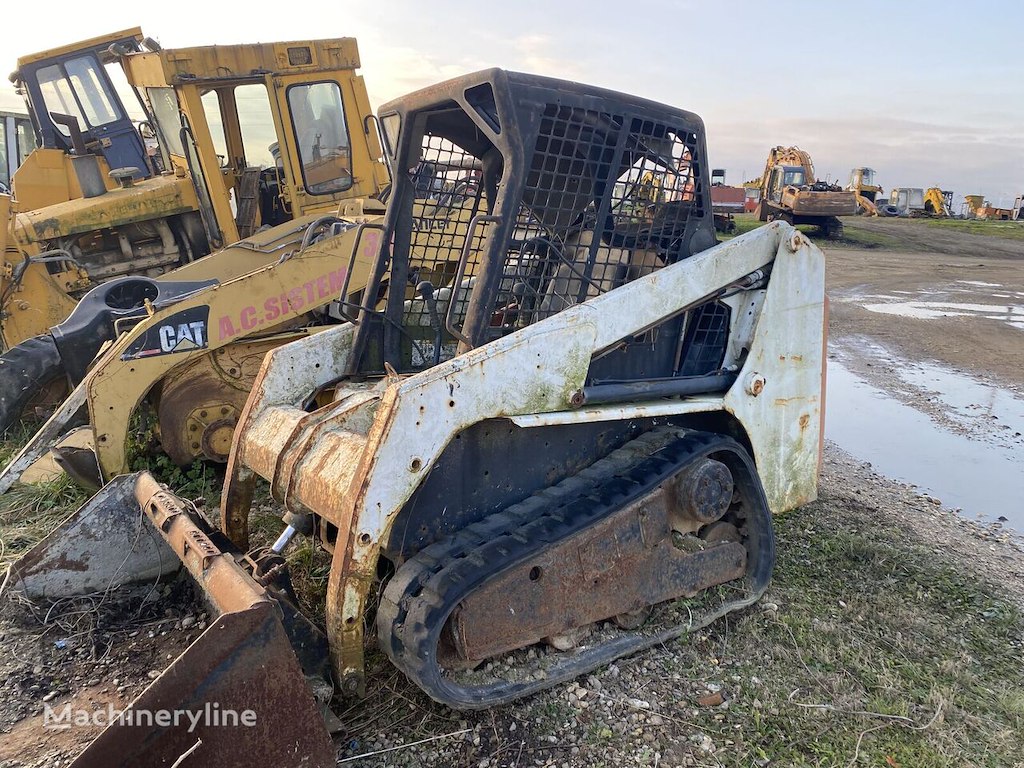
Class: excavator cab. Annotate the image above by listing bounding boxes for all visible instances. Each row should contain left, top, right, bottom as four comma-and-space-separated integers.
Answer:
13, 29, 152, 186
767, 165, 805, 203
0, 110, 36, 192
125, 37, 388, 247
9, 28, 168, 217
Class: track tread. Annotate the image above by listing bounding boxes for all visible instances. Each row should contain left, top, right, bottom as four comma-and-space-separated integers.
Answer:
378, 427, 774, 708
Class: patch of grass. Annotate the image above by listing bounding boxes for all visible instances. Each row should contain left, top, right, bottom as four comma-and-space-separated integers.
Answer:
720, 214, 904, 251
0, 475, 88, 571
724, 213, 764, 238
0, 426, 91, 571
922, 218, 1024, 241
666, 492, 1024, 767
832, 222, 904, 250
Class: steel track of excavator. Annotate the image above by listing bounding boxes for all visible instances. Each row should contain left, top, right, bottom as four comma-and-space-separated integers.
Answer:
378, 427, 775, 709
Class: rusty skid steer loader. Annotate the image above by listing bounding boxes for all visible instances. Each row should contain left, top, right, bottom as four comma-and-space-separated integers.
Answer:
9, 69, 826, 766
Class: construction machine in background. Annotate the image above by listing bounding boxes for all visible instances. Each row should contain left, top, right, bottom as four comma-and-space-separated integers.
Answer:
9, 69, 826, 766
4, 28, 196, 349
923, 187, 953, 217
0, 32, 389, 433
709, 168, 744, 233
960, 194, 1016, 220
1013, 194, 1023, 221
882, 187, 954, 218
884, 187, 925, 216
846, 167, 882, 215
755, 146, 857, 238
0, 109, 37, 193
974, 201, 1016, 220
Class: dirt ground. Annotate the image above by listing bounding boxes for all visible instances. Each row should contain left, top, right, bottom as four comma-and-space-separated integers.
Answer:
1, 216, 1023, 767
827, 217, 1024, 389
824, 215, 1024, 594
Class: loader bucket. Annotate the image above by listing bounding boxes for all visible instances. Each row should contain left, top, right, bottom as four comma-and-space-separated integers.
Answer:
8, 473, 336, 767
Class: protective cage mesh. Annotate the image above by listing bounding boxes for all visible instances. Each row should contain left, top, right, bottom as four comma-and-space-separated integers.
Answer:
489, 104, 704, 339
400, 133, 494, 366
394, 92, 706, 370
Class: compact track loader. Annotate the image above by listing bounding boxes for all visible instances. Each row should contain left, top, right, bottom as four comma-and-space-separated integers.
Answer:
9, 70, 826, 766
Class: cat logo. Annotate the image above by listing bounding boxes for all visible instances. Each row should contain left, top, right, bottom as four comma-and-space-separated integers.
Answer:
121, 306, 211, 360
159, 321, 206, 352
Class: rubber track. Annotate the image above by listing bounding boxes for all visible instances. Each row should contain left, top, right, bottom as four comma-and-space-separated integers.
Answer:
0, 334, 64, 436
378, 427, 774, 709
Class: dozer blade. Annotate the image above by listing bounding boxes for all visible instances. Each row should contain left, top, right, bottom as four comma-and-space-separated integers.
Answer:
9, 472, 336, 767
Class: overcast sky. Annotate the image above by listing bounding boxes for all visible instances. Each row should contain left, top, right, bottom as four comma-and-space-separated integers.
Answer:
4, 1, 1022, 207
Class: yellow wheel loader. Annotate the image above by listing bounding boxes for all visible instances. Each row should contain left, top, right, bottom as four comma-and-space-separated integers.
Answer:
0, 33, 389, 433
8, 69, 827, 766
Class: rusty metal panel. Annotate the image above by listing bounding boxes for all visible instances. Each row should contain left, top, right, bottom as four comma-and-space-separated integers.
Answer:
9, 473, 178, 598
451, 485, 746, 662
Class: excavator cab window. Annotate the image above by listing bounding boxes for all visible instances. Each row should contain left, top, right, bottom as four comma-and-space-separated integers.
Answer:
146, 87, 184, 160
25, 50, 152, 178
287, 81, 352, 196
200, 91, 231, 168
781, 167, 805, 187
38, 56, 122, 132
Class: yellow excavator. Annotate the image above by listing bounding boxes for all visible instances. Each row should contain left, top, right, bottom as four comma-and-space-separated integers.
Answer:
0, 32, 389, 433
755, 146, 857, 238
8, 69, 827, 766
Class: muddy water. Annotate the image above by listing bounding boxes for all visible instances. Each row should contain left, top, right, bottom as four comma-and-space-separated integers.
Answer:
834, 279, 1024, 331
825, 361, 1024, 530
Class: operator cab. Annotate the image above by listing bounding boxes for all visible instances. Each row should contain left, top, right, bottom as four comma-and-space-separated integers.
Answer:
768, 165, 806, 201
14, 29, 153, 179
0, 110, 36, 192
849, 167, 876, 188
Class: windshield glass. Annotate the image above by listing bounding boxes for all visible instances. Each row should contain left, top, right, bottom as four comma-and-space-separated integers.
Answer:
782, 167, 806, 186
37, 55, 123, 136
146, 87, 184, 157
288, 81, 352, 195
16, 118, 35, 162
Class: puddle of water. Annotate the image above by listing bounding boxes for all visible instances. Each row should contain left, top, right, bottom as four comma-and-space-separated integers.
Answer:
826, 362, 1024, 529
860, 300, 1024, 330
896, 362, 1024, 440
958, 280, 1003, 288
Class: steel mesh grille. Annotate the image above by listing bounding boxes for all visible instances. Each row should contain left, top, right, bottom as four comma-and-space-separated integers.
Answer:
488, 105, 703, 337
402, 134, 491, 366
677, 301, 731, 376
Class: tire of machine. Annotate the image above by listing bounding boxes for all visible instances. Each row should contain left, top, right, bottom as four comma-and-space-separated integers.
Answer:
0, 334, 67, 436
